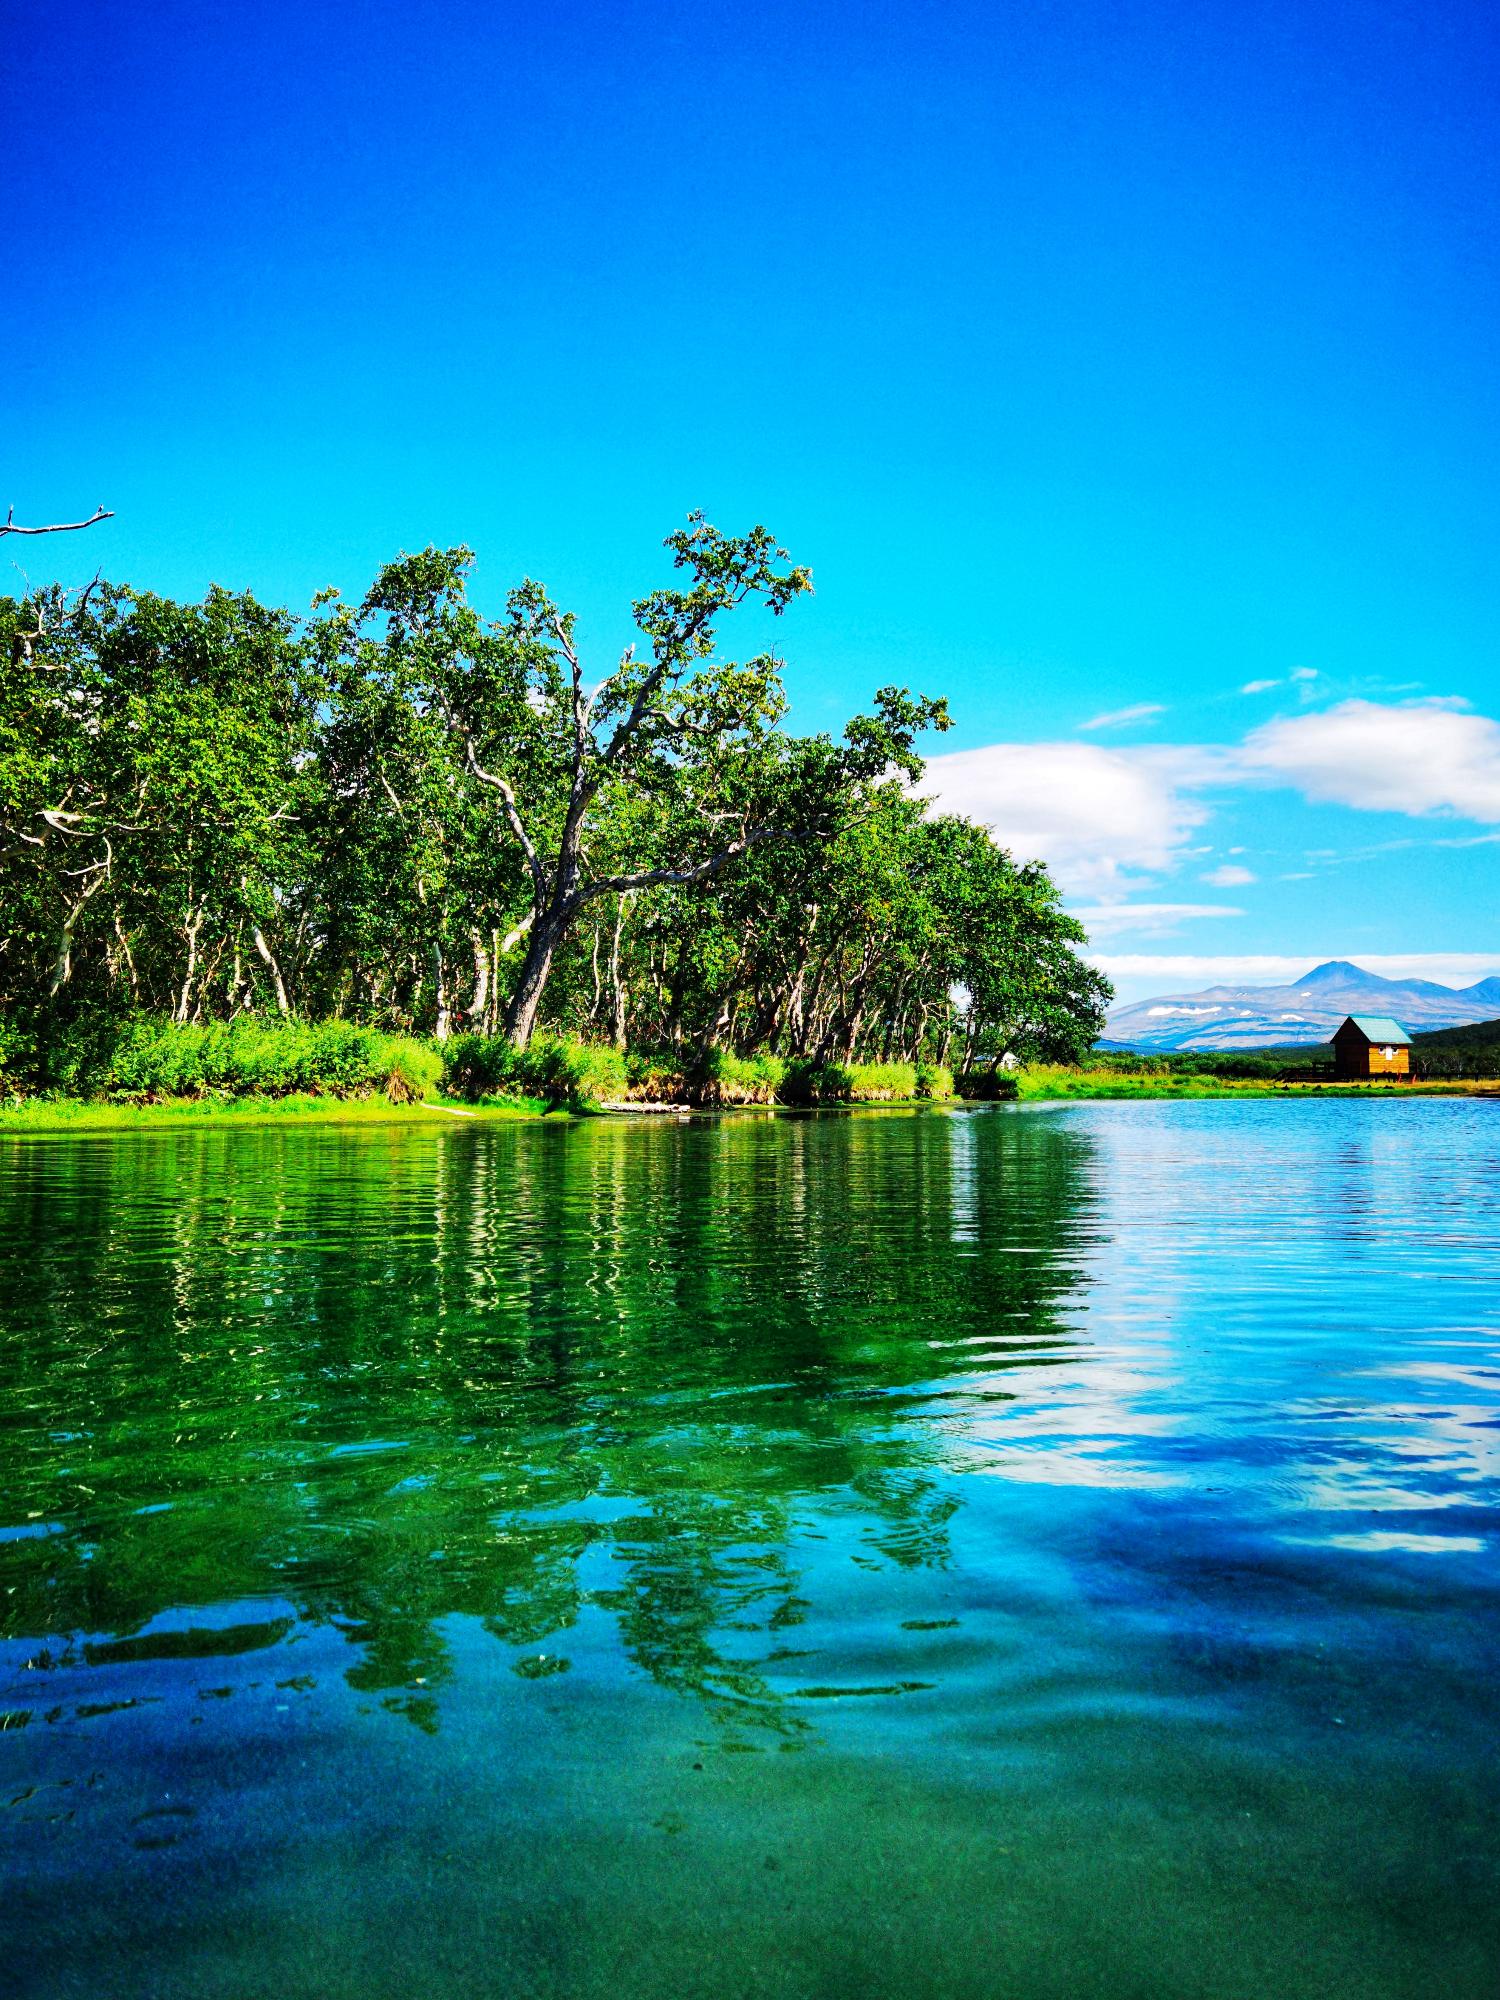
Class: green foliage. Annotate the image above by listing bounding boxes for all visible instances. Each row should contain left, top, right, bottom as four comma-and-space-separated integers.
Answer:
30, 1017, 442, 1103
690, 1048, 786, 1105
621, 1051, 690, 1103
777, 1057, 821, 1106
1410, 1017, 1500, 1078
915, 1062, 954, 1100
444, 1033, 627, 1110
0, 1095, 541, 1132
799, 1059, 918, 1103
0, 1021, 33, 1097
441, 1033, 516, 1099
952, 1070, 1019, 1101
0, 517, 1110, 1077
851, 1061, 919, 1101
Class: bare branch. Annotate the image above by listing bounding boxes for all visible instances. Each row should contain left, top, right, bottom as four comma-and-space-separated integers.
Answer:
551, 611, 591, 785
580, 822, 807, 901
2, 505, 114, 539
597, 598, 722, 772
463, 737, 547, 900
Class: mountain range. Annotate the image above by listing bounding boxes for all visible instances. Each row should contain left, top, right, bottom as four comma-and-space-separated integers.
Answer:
1101, 960, 1500, 1052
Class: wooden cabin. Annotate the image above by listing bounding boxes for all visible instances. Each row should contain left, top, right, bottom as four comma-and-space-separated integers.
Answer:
1331, 1015, 1412, 1081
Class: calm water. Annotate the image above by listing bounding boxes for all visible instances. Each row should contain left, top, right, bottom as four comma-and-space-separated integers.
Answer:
2, 1101, 1497, 1999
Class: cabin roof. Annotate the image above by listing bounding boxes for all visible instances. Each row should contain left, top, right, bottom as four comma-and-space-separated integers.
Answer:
1335, 1015, 1411, 1045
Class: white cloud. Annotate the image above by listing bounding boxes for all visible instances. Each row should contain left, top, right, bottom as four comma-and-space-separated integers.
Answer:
1290, 666, 1319, 683
1070, 902, 1244, 937
1240, 678, 1279, 695
920, 741, 1211, 896
1242, 699, 1500, 822
921, 695, 1500, 906
1079, 702, 1165, 732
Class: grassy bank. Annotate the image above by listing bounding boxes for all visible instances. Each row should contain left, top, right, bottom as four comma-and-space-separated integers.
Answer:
0, 1093, 553, 1134
0, 1018, 957, 1127
5, 1017, 1491, 1133
4, 1073, 1488, 1133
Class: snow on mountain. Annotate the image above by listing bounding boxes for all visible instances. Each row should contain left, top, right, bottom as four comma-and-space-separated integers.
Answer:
1101, 960, 1500, 1051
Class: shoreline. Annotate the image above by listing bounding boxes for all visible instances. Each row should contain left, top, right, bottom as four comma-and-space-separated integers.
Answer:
0, 1077, 1494, 1135
1007, 1075, 1492, 1102
0, 1093, 556, 1135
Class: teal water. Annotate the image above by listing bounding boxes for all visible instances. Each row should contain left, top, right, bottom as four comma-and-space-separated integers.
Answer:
1, 1101, 1497, 1998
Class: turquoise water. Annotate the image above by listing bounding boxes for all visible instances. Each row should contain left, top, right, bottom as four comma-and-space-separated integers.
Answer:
1, 1101, 1497, 1997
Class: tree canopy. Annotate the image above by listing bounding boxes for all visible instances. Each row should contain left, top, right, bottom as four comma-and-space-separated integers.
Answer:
0, 520, 1109, 1068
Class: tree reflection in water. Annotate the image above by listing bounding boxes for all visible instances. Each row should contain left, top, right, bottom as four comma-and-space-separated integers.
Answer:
0, 1111, 1097, 1735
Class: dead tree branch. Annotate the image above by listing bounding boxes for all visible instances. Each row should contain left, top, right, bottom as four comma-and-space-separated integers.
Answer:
2, 505, 114, 539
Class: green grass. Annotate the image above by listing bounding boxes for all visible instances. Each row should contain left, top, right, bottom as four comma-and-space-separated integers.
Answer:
915, 1062, 954, 1100
10, 1017, 445, 1104
444, 1032, 628, 1110
10, 1010, 1488, 1134
0, 1092, 552, 1134
690, 1048, 787, 1105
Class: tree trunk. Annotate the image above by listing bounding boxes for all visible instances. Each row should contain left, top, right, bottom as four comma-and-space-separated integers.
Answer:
48, 904, 83, 999
839, 998, 866, 1063
113, 911, 139, 999
253, 926, 291, 1016
588, 919, 604, 1021
505, 907, 568, 1048
468, 932, 489, 1032
175, 902, 207, 1023
487, 930, 501, 1034
431, 942, 451, 1041
609, 895, 630, 1050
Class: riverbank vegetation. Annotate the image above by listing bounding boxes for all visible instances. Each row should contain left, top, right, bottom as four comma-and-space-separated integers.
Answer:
1033, 1032, 1500, 1088
0, 1011, 964, 1119
2, 518, 1108, 1094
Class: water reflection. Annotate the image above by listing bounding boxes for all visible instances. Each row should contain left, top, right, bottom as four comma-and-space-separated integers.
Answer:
5, 1103, 1500, 2000
0, 1111, 1097, 1733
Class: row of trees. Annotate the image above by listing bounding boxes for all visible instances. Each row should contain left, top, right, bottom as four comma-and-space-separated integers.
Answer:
0, 519, 1108, 1067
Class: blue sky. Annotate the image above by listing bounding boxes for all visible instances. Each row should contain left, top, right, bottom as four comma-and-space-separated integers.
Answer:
10, 0, 1498, 1005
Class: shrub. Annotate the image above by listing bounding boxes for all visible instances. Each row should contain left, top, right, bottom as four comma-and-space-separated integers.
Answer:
622, 1051, 689, 1103
780, 1058, 918, 1104
777, 1057, 820, 1106
811, 1061, 856, 1101
90, 1017, 441, 1103
0, 1023, 35, 1098
954, 1069, 1019, 1100
443, 1032, 626, 1110
691, 1048, 785, 1106
914, 1062, 953, 1100
524, 1036, 628, 1109
830, 1060, 917, 1102
442, 1033, 517, 1100
379, 1037, 444, 1102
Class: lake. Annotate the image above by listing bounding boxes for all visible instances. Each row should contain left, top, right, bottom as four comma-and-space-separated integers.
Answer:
2, 1101, 1497, 1998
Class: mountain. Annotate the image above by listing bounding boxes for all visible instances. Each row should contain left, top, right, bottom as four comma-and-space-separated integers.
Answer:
1101, 960, 1500, 1052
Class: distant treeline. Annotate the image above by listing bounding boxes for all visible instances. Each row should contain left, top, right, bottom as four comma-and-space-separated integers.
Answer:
1087, 1025, 1500, 1081
1408, 1018, 1500, 1079
0, 518, 1108, 1088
